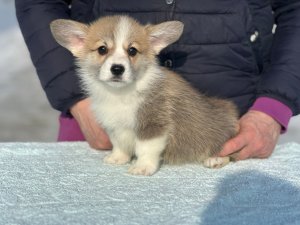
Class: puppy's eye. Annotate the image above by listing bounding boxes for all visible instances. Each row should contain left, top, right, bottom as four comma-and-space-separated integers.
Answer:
98, 46, 108, 55
128, 47, 138, 57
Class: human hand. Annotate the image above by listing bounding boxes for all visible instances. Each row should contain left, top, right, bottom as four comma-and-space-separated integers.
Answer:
218, 110, 281, 160
70, 98, 113, 150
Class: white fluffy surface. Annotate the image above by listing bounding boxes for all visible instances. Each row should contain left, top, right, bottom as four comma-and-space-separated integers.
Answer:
0, 142, 300, 225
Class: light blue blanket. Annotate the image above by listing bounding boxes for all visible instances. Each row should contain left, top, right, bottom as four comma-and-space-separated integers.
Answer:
0, 142, 299, 225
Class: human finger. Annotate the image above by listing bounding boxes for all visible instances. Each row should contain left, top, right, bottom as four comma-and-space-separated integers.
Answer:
218, 133, 247, 157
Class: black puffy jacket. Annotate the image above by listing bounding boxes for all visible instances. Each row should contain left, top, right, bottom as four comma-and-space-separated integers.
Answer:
15, 0, 300, 116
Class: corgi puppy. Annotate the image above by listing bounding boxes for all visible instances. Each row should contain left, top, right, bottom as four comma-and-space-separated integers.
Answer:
50, 15, 238, 176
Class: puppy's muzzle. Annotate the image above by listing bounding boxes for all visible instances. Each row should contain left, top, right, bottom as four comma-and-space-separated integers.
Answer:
111, 64, 125, 77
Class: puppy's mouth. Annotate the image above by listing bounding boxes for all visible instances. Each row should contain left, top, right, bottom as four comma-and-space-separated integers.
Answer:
110, 77, 123, 82
105, 76, 129, 87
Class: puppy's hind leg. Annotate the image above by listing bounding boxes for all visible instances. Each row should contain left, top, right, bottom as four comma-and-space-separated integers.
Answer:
204, 122, 240, 169
203, 157, 231, 169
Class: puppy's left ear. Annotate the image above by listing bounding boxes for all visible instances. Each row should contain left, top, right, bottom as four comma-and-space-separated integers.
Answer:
50, 19, 89, 57
146, 21, 184, 54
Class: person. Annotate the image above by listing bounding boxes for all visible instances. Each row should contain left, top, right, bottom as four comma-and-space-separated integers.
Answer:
15, 0, 300, 161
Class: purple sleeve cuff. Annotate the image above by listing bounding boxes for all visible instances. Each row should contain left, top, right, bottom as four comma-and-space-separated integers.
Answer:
250, 97, 293, 133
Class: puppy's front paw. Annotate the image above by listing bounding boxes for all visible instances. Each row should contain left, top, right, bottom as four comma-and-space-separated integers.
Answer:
103, 152, 131, 165
128, 162, 158, 176
203, 157, 230, 169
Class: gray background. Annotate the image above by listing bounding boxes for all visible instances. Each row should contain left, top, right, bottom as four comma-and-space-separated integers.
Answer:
0, 0, 299, 143
0, 0, 58, 141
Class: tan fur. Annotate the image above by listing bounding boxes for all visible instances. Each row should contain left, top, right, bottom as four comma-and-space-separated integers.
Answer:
136, 68, 238, 164
86, 16, 150, 54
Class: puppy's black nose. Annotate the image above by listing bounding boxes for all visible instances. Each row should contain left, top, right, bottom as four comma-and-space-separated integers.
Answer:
111, 64, 125, 76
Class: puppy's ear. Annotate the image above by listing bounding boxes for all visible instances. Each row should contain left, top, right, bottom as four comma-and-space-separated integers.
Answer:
50, 19, 89, 57
146, 21, 184, 54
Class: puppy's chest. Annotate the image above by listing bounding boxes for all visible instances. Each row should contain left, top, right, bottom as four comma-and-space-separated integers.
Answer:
91, 92, 142, 129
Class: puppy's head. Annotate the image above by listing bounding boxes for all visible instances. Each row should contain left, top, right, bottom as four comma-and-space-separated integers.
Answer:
50, 16, 183, 88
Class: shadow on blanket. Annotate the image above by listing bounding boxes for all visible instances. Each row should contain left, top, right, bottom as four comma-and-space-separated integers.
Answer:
201, 170, 300, 225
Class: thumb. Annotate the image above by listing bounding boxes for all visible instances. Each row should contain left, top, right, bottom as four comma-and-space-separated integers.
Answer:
218, 133, 246, 157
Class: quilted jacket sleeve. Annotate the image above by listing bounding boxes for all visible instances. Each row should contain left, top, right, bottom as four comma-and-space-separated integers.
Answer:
257, 0, 300, 116
15, 0, 85, 115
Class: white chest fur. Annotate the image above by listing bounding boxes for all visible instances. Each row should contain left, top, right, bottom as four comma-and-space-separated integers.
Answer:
89, 83, 143, 133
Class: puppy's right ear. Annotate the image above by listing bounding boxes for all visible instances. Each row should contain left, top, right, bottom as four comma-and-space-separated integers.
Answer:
50, 19, 88, 57
146, 21, 184, 55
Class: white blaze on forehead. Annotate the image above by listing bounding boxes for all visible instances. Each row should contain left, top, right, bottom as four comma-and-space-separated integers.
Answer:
114, 17, 132, 55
